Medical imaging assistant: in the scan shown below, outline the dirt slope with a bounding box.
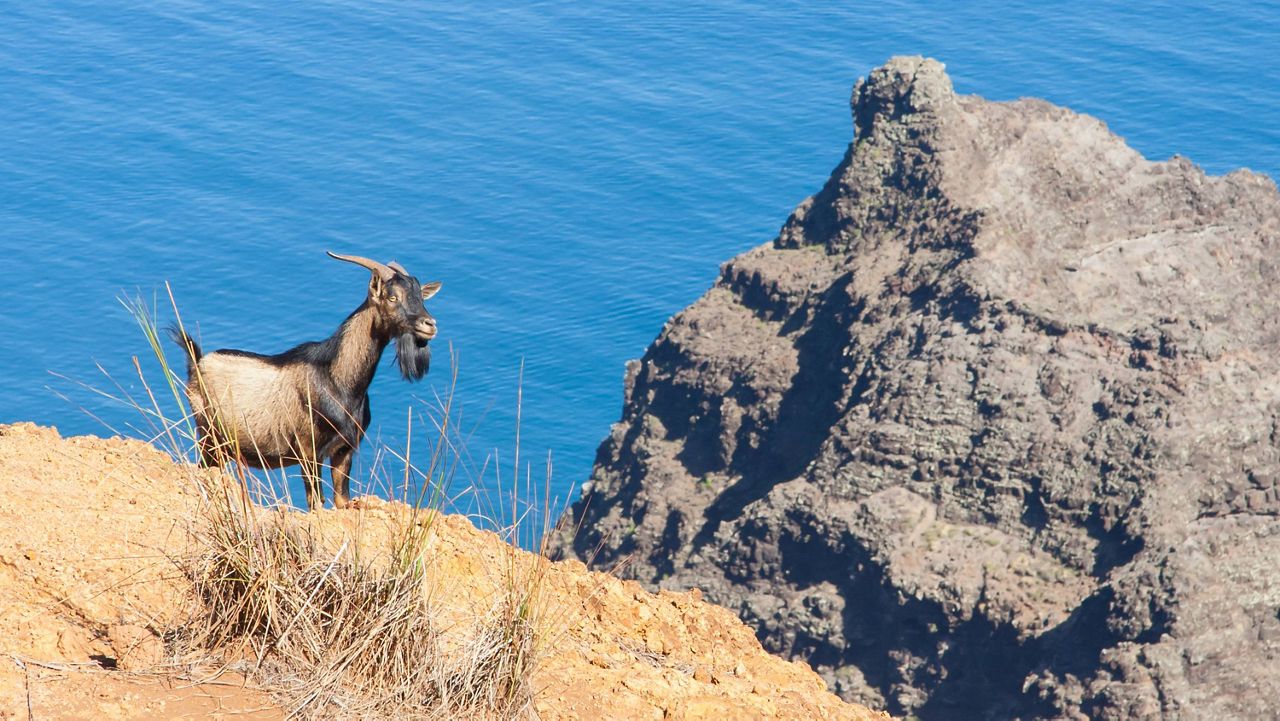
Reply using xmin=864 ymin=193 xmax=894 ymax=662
xmin=0 ymin=422 xmax=884 ymax=720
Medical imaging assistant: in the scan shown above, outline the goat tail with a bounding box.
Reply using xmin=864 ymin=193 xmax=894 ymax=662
xmin=168 ymin=326 xmax=203 ymax=375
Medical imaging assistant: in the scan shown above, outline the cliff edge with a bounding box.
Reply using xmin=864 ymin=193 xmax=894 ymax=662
xmin=557 ymin=57 xmax=1280 ymax=719
xmin=0 ymin=422 xmax=885 ymax=720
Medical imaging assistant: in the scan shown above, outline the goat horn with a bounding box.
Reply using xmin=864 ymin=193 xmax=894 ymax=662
xmin=387 ymin=260 xmax=408 ymax=275
xmin=327 ymin=251 xmax=396 ymax=282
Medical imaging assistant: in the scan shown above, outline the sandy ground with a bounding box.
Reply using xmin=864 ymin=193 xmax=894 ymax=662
xmin=0 ymin=423 xmax=886 ymax=720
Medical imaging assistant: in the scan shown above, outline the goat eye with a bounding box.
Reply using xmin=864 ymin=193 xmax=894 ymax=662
xmin=387 ymin=295 xmax=398 ymax=302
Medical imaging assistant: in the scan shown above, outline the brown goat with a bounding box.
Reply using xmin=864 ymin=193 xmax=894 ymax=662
xmin=172 ymin=251 xmax=441 ymax=510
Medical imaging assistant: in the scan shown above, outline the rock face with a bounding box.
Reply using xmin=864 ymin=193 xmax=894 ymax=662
xmin=556 ymin=57 xmax=1280 ymax=719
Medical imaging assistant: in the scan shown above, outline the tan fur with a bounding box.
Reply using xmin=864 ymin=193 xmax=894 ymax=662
xmin=191 ymin=353 xmax=320 ymax=465
xmin=330 ymin=311 xmax=380 ymax=392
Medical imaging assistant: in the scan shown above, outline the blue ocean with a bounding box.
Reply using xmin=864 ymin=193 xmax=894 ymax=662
xmin=2 ymin=2 xmax=1277 ymax=519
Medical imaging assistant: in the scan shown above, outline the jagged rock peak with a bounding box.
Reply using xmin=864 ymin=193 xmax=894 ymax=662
xmin=851 ymin=56 xmax=957 ymax=141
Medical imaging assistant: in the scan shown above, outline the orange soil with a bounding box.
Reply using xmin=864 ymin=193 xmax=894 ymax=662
xmin=0 ymin=423 xmax=887 ymax=720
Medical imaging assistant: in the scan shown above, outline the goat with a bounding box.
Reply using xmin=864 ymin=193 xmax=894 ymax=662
xmin=171 ymin=251 xmax=442 ymax=510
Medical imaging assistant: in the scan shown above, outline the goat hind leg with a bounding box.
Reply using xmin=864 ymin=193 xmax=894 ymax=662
xmin=300 ymin=458 xmax=325 ymax=511
xmin=194 ymin=421 xmax=223 ymax=468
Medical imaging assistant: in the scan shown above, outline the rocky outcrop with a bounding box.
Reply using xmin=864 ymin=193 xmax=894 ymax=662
xmin=556 ymin=57 xmax=1280 ymax=719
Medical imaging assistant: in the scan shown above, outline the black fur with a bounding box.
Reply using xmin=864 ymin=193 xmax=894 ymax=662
xmin=395 ymin=332 xmax=431 ymax=380
xmin=168 ymin=327 xmax=203 ymax=369
xmin=211 ymin=305 xmax=370 ymax=368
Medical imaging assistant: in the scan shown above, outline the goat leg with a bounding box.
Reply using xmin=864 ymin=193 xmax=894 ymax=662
xmin=300 ymin=458 xmax=325 ymax=511
xmin=331 ymin=446 xmax=355 ymax=509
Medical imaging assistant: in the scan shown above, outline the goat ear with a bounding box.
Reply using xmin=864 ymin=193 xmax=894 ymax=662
xmin=368 ymin=275 xmax=385 ymax=298
xmin=420 ymin=281 xmax=442 ymax=300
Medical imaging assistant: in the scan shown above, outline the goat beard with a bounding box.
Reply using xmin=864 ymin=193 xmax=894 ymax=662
xmin=395 ymin=333 xmax=431 ymax=381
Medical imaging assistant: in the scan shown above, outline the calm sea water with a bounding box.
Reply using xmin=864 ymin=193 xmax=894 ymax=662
xmin=2 ymin=2 xmax=1277 ymax=519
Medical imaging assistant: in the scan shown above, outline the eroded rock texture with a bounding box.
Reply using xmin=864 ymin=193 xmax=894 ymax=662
xmin=556 ymin=57 xmax=1280 ymax=719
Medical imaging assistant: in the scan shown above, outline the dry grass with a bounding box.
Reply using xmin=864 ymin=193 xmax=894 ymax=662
xmin=117 ymin=288 xmax=550 ymax=719
xmin=176 ymin=499 xmax=541 ymax=719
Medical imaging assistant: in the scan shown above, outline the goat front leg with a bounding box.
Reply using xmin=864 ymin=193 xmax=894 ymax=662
xmin=330 ymin=445 xmax=355 ymax=509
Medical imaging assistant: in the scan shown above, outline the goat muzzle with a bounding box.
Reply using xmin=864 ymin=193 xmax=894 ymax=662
xmin=414 ymin=318 xmax=437 ymax=341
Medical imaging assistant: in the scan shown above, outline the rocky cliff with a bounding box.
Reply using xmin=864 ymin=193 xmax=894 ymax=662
xmin=557 ymin=57 xmax=1280 ymax=720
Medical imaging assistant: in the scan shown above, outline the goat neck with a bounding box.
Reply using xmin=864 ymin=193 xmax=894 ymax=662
xmin=328 ymin=301 xmax=395 ymax=394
